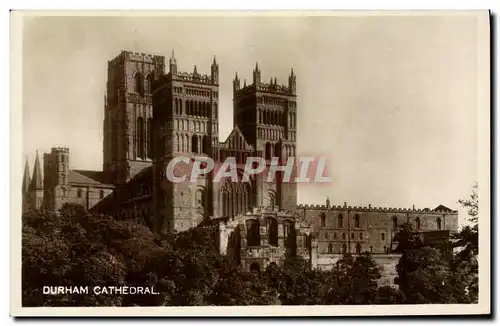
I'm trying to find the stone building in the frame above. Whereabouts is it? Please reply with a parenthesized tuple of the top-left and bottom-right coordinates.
(22, 50, 458, 280)
(300, 199, 459, 255)
(22, 148, 115, 213)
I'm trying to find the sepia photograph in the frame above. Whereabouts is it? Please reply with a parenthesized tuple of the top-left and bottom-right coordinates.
(10, 10, 491, 316)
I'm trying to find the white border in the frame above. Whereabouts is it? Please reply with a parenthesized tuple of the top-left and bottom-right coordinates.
(8, 8, 492, 318)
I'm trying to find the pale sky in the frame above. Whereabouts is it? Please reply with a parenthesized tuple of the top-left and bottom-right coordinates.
(22, 14, 480, 225)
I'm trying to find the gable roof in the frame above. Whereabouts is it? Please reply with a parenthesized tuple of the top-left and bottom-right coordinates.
(69, 170, 113, 187)
(434, 205, 454, 212)
(219, 126, 253, 151)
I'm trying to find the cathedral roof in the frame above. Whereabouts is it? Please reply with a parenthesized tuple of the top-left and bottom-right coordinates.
(69, 170, 113, 187)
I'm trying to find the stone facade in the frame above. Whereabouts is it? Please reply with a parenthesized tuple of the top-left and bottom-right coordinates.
(300, 200, 459, 255)
(22, 50, 459, 281)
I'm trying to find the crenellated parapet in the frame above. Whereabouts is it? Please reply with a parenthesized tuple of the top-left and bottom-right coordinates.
(297, 203, 458, 214)
(233, 63, 296, 97)
(120, 50, 165, 65)
(173, 70, 217, 85)
(51, 147, 69, 153)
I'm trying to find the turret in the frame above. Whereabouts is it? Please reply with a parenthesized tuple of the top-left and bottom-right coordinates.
(253, 62, 261, 86)
(169, 49, 177, 75)
(51, 147, 69, 186)
(326, 196, 331, 208)
(288, 68, 296, 94)
(233, 72, 240, 94)
(211, 56, 219, 84)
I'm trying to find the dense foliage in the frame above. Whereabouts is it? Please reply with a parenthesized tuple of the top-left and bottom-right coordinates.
(394, 183, 479, 304)
(23, 182, 479, 306)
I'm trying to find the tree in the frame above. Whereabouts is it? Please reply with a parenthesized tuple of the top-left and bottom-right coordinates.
(393, 222, 424, 252)
(336, 253, 381, 304)
(377, 286, 405, 304)
(396, 247, 455, 303)
(450, 183, 479, 303)
(22, 204, 163, 307)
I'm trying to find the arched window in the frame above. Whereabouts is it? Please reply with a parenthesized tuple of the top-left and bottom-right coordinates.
(369, 245, 373, 252)
(265, 142, 272, 160)
(202, 135, 210, 154)
(134, 72, 144, 95)
(283, 220, 293, 239)
(392, 216, 398, 229)
(196, 189, 205, 208)
(246, 219, 260, 247)
(320, 213, 326, 227)
(354, 214, 360, 228)
(62, 188, 66, 197)
(144, 74, 152, 93)
(381, 233, 385, 241)
(147, 118, 153, 159)
(267, 218, 278, 246)
(338, 214, 344, 228)
(99, 190, 104, 199)
(328, 243, 333, 254)
(268, 191, 275, 207)
(77, 188, 82, 198)
(274, 142, 281, 159)
(355, 243, 361, 254)
(359, 232, 363, 240)
(302, 234, 308, 249)
(437, 218, 442, 230)
(136, 117, 145, 159)
(415, 217, 421, 230)
(342, 233, 346, 240)
(324, 233, 329, 240)
(214, 103, 218, 118)
(191, 135, 199, 153)
(342, 243, 347, 254)
(250, 262, 260, 273)
(351, 232, 355, 239)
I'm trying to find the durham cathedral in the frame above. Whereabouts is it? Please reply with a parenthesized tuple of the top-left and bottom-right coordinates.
(22, 50, 458, 282)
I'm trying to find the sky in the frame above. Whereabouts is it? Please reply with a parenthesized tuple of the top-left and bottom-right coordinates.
(21, 13, 480, 226)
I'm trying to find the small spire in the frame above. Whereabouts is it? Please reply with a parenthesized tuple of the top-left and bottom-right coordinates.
(274, 77, 277, 85)
(213, 55, 217, 65)
(270, 77, 273, 85)
(30, 150, 43, 191)
(255, 62, 259, 71)
(171, 49, 175, 59)
(22, 156, 31, 194)
(291, 68, 294, 76)
(243, 79, 247, 87)
(193, 65, 198, 74)
(235, 72, 239, 80)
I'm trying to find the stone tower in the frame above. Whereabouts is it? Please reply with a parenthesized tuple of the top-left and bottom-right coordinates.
(42, 147, 70, 212)
(232, 64, 298, 212)
(103, 51, 166, 185)
(152, 51, 220, 234)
